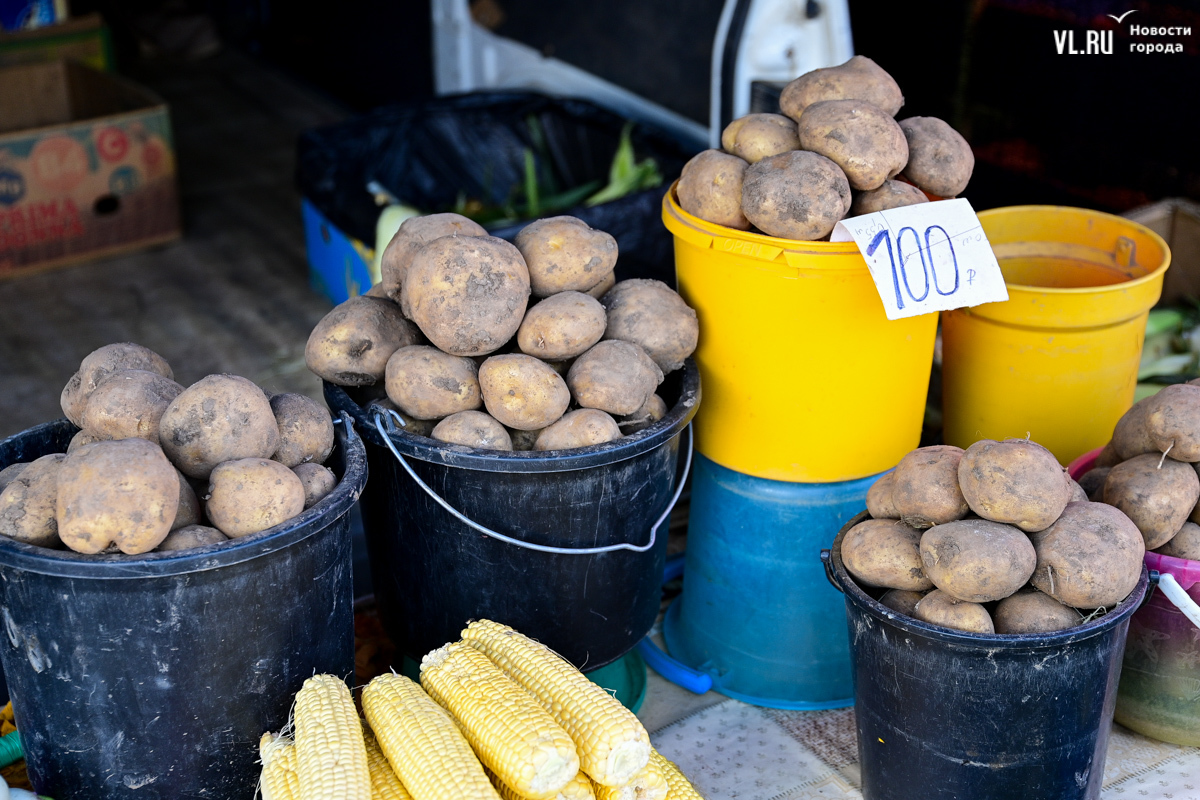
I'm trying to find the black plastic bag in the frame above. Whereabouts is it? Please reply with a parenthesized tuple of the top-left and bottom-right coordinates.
(296, 91, 699, 286)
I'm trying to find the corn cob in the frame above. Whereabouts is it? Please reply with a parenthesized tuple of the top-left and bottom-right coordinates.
(260, 732, 301, 800)
(651, 751, 704, 800)
(590, 754, 669, 800)
(294, 674, 371, 800)
(365, 728, 415, 800)
(463, 620, 651, 787)
(362, 672, 501, 800)
(421, 640, 580, 799)
(490, 768, 596, 800)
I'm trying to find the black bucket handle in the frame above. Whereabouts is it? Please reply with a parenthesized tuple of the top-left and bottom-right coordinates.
(372, 409, 693, 555)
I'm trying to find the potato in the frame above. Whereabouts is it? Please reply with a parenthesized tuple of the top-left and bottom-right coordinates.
(567, 341, 663, 416)
(600, 279, 699, 373)
(741, 150, 851, 240)
(270, 393, 335, 468)
(891, 445, 969, 528)
(615, 394, 667, 435)
(159, 374, 281, 480)
(57, 439, 178, 554)
(1102, 453, 1199, 549)
(366, 397, 438, 437)
(914, 590, 995, 634)
(431, 411, 513, 451)
(1029, 501, 1145, 609)
(585, 270, 617, 300)
(384, 346, 482, 422)
(897, 117, 973, 198)
(722, 113, 800, 164)
(305, 295, 422, 386)
(1078, 467, 1111, 501)
(60, 372, 89, 427)
(67, 430, 104, 453)
(404, 235, 531, 356)
(879, 588, 925, 617)
(920, 519, 1037, 603)
(508, 427, 542, 451)
(1146, 383, 1200, 461)
(849, 180, 929, 215)
(0, 462, 28, 494)
(155, 524, 227, 552)
(796, 100, 908, 191)
(1111, 397, 1156, 460)
(779, 55, 904, 121)
(173, 469, 202, 530)
(63, 343, 173, 426)
(958, 439, 1071, 532)
(1095, 441, 1122, 468)
(80, 369, 184, 445)
(517, 292, 607, 361)
(379, 213, 487, 301)
(293, 462, 338, 508)
(840, 518, 932, 591)
(514, 216, 618, 298)
(866, 470, 899, 519)
(1156, 521, 1200, 560)
(206, 458, 306, 538)
(994, 588, 1080, 634)
(676, 150, 751, 230)
(479, 354, 571, 431)
(0, 454, 65, 547)
(364, 282, 391, 298)
(1068, 477, 1088, 503)
(534, 409, 622, 451)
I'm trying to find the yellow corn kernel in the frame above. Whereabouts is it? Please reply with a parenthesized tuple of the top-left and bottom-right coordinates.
(651, 751, 704, 800)
(421, 640, 580, 799)
(590, 754, 669, 800)
(294, 674, 371, 800)
(260, 732, 301, 800)
(362, 672, 501, 800)
(364, 728, 415, 800)
(491, 769, 596, 800)
(463, 620, 651, 787)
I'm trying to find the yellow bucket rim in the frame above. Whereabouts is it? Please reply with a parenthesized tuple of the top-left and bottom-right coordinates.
(978, 205, 1172, 295)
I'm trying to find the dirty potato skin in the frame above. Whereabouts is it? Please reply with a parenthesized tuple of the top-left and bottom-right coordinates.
(567, 340, 664, 416)
(841, 518, 932, 591)
(1102, 453, 1199, 549)
(270, 393, 336, 468)
(1112, 397, 1157, 460)
(0, 462, 28, 494)
(779, 55, 905, 120)
(305, 295, 422, 386)
(615, 393, 667, 435)
(534, 409, 622, 451)
(379, 213, 487, 301)
(850, 180, 929, 215)
(897, 117, 974, 198)
(1029, 501, 1145, 609)
(741, 150, 851, 240)
(0, 454, 65, 547)
(159, 374, 281, 480)
(723, 113, 800, 164)
(891, 445, 969, 528)
(404, 235, 531, 356)
(57, 439, 178, 554)
(206, 458, 306, 539)
(958, 439, 1071, 532)
(514, 217, 618, 297)
(797, 100, 909, 191)
(431, 410, 513, 451)
(385, 345, 482, 421)
(63, 343, 173, 426)
(293, 462, 338, 508)
(993, 589, 1080, 634)
(879, 589, 926, 617)
(1157, 521, 1200, 559)
(81, 369, 184, 445)
(1079, 467, 1111, 501)
(517, 291, 608, 361)
(156, 524, 228, 552)
(1146, 383, 1200, 461)
(866, 470, 899, 519)
(914, 590, 994, 634)
(172, 469, 202, 530)
(600, 279, 699, 374)
(920, 519, 1037, 603)
(676, 150, 751, 231)
(478, 354, 571, 431)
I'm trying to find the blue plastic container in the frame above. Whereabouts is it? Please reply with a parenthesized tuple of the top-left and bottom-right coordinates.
(656, 454, 878, 708)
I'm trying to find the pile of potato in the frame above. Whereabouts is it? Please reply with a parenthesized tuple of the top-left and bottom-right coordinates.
(844, 438, 1145, 635)
(1082, 382, 1200, 563)
(0, 343, 339, 556)
(306, 214, 698, 452)
(677, 56, 974, 240)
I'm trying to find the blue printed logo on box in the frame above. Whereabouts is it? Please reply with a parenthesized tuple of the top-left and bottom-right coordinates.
(0, 168, 25, 206)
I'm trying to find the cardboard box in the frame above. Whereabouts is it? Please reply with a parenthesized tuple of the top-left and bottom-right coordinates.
(1124, 198, 1200, 307)
(0, 60, 180, 278)
(0, 13, 111, 71)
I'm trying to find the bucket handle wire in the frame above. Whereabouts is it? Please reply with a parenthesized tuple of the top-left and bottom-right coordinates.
(1152, 570, 1200, 630)
(372, 409, 692, 555)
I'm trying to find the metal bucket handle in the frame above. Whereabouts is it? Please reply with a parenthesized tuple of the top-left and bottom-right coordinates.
(372, 409, 692, 555)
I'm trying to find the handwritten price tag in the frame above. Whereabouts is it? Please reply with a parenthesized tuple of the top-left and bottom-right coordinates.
(831, 198, 1008, 321)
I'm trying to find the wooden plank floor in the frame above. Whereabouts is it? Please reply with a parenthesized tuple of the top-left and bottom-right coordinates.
(0, 50, 347, 439)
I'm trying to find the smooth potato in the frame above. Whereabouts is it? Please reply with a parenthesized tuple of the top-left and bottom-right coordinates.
(1156, 521, 1200, 560)
(517, 291, 607, 361)
(866, 470, 899, 519)
(797, 100, 908, 191)
(741, 150, 851, 240)
(270, 393, 335, 468)
(1102, 453, 1199, 549)
(479, 354, 571, 431)
(172, 469, 202, 530)
(0, 454, 65, 547)
(914, 590, 994, 634)
(840, 518, 932, 591)
(67, 430, 104, 453)
(1029, 501, 1145, 609)
(779, 55, 904, 120)
(958, 439, 1071, 532)
(600, 279, 699, 374)
(159, 374, 281, 480)
(567, 341, 663, 416)
(897, 117, 974, 198)
(994, 588, 1080, 634)
(892, 445, 969, 528)
(615, 394, 667, 435)
(81, 369, 184, 445)
(879, 589, 925, 617)
(293, 462, 338, 508)
(514, 217, 618, 297)
(1146, 384, 1200, 461)
(585, 270, 617, 300)
(534, 409, 622, 451)
(206, 458, 306, 538)
(1112, 396, 1156, 460)
(156, 524, 227, 552)
(850, 180, 929, 215)
(920, 519, 1036, 603)
(305, 295, 422, 386)
(1078, 467, 1111, 501)
(379, 213, 487, 301)
(431, 411, 513, 451)
(723, 113, 800, 164)
(1095, 441, 1122, 468)
(676, 150, 751, 230)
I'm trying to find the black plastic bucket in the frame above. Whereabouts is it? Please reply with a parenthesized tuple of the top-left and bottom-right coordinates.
(821, 511, 1149, 800)
(0, 417, 366, 800)
(325, 361, 699, 670)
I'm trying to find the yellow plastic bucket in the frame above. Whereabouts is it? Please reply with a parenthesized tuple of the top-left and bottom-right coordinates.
(941, 205, 1171, 466)
(662, 183, 939, 483)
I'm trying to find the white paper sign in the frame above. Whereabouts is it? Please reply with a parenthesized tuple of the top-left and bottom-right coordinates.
(831, 198, 1008, 321)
